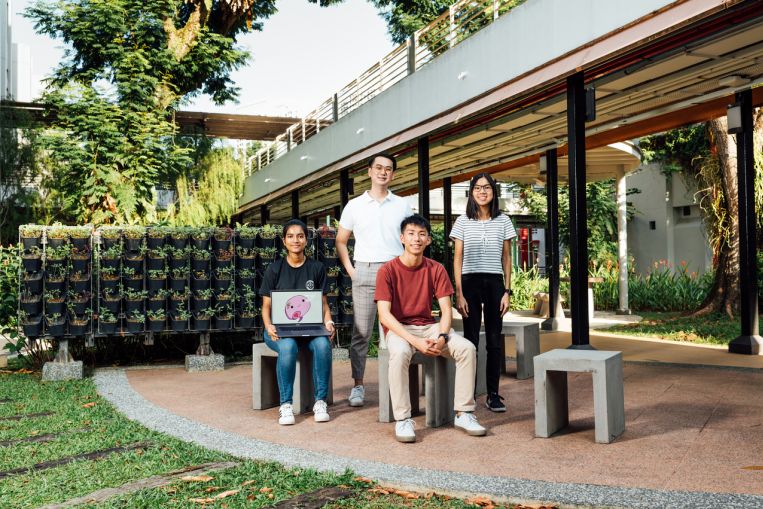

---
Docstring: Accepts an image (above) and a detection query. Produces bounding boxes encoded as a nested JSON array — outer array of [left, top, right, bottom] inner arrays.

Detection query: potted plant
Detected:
[[70, 246, 91, 273], [68, 312, 90, 336], [124, 288, 146, 313], [67, 290, 91, 315], [215, 289, 233, 311], [213, 266, 233, 291], [99, 243, 122, 269], [23, 272, 43, 294], [214, 246, 234, 267], [236, 223, 258, 249], [340, 299, 354, 321], [146, 226, 168, 249], [69, 226, 92, 250], [170, 308, 190, 331], [192, 288, 213, 311], [121, 266, 143, 291], [168, 289, 188, 314], [237, 289, 260, 329], [191, 270, 211, 291], [147, 247, 166, 271], [212, 227, 233, 251], [99, 227, 122, 249], [147, 308, 166, 332], [101, 286, 122, 314], [169, 226, 189, 249], [19, 311, 43, 338], [236, 246, 257, 269], [97, 308, 119, 334], [167, 246, 189, 270], [257, 224, 282, 248], [191, 247, 211, 271], [69, 271, 90, 293], [326, 265, 342, 279], [45, 244, 71, 271], [126, 309, 145, 333], [193, 306, 213, 331], [214, 302, 233, 330], [44, 289, 66, 315], [46, 224, 69, 248], [122, 226, 145, 252], [170, 267, 188, 291], [322, 245, 338, 259], [237, 268, 256, 289], [258, 246, 277, 260], [99, 266, 120, 291], [44, 266, 67, 293], [326, 282, 340, 297], [147, 269, 167, 291], [304, 244, 315, 258], [20, 224, 44, 250], [45, 312, 66, 336], [147, 288, 167, 312], [20, 291, 42, 315], [21, 245, 42, 272], [190, 227, 212, 250], [123, 250, 145, 271]]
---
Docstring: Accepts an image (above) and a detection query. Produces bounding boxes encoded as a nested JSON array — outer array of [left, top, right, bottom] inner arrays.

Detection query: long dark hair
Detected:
[[465, 173, 500, 220]]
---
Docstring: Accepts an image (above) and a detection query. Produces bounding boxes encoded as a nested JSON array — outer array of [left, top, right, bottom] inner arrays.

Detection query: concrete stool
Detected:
[[533, 349, 625, 444], [378, 348, 455, 428], [503, 322, 540, 380], [252, 343, 334, 415]]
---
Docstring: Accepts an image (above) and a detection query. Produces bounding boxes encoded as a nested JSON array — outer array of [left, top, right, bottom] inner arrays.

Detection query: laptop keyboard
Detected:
[[277, 325, 319, 334]]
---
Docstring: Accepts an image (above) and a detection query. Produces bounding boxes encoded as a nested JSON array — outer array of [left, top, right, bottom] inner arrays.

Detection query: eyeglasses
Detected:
[[473, 184, 492, 192], [372, 164, 393, 174]]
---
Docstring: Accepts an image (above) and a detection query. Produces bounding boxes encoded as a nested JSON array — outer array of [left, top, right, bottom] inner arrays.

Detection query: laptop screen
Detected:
[[271, 291, 324, 325]]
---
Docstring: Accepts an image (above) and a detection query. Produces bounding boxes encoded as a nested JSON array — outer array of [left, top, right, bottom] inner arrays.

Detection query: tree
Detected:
[[640, 110, 763, 317]]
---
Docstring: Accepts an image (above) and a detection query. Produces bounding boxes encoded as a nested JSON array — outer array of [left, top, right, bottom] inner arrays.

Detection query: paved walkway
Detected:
[[94, 324, 763, 509]]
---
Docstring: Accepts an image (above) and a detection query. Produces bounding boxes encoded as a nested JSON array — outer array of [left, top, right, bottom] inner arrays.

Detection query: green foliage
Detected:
[[603, 311, 757, 345], [0, 245, 20, 348], [509, 265, 548, 310]]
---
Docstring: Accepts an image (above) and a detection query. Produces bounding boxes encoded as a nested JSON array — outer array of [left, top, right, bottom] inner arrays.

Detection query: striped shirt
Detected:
[[449, 214, 517, 275]]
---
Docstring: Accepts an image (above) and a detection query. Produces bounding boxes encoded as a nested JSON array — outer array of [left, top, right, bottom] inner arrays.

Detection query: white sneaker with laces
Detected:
[[313, 400, 330, 422], [278, 403, 295, 426], [395, 418, 416, 443], [454, 412, 486, 436], [348, 385, 365, 407]]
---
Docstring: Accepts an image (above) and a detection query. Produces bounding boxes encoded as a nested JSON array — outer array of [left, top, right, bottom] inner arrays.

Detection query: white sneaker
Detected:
[[313, 400, 330, 422], [395, 418, 416, 443], [454, 412, 486, 436], [278, 403, 295, 425], [348, 385, 365, 407]]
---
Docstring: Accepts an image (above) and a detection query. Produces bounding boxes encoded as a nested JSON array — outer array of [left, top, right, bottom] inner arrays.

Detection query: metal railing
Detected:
[[246, 0, 523, 176]]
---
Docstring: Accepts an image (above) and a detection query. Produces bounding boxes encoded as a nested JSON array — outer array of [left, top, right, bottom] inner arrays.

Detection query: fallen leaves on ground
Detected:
[[188, 489, 239, 504], [465, 495, 495, 506], [353, 476, 373, 483], [181, 475, 214, 482], [241, 480, 256, 486], [81, 402, 96, 408], [259, 487, 272, 493]]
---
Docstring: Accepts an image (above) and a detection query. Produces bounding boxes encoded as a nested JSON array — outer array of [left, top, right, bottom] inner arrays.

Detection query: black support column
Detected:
[[291, 190, 299, 219], [340, 169, 351, 208], [260, 204, 269, 225], [542, 148, 561, 331], [418, 137, 431, 257], [444, 177, 453, 275], [566, 72, 592, 349], [729, 88, 763, 354]]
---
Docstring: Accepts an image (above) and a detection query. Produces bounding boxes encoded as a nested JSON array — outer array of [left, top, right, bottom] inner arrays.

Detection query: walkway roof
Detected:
[[239, 0, 763, 222]]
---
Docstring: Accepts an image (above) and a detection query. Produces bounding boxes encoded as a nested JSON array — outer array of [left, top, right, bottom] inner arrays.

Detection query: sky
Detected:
[[10, 0, 396, 117]]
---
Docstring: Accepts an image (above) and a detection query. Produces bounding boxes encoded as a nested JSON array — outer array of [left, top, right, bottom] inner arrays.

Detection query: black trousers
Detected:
[[461, 273, 504, 395]]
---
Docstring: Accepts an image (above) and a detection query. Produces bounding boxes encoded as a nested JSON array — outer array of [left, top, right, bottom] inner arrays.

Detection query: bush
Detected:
[[510, 265, 549, 310], [1, 244, 19, 331]]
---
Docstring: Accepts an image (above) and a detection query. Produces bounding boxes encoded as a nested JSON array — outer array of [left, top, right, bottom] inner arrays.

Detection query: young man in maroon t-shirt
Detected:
[[375, 214, 487, 443]]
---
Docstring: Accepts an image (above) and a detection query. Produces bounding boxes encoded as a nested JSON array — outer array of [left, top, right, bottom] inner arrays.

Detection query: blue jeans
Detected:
[[263, 331, 332, 405]]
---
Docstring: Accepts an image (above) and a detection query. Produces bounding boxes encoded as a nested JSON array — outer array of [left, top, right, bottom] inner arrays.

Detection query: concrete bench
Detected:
[[475, 321, 540, 394], [252, 342, 334, 415], [533, 349, 625, 444], [378, 348, 455, 428]]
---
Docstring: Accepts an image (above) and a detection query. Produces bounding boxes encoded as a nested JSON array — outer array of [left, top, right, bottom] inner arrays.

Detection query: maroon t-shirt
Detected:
[[374, 257, 454, 328]]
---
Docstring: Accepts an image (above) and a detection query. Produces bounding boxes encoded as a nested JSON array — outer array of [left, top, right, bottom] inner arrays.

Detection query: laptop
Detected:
[[271, 290, 330, 337]]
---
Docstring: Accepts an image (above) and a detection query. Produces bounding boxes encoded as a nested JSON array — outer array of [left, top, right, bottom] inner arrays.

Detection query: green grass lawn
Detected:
[[600, 311, 757, 345], [0, 372, 510, 508]]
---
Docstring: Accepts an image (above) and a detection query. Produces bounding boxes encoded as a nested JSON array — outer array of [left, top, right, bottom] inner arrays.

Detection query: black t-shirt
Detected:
[[259, 258, 327, 296]]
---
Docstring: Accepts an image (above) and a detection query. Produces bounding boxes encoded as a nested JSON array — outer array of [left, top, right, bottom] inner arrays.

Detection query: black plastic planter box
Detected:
[[170, 317, 187, 331], [191, 277, 210, 291], [191, 237, 210, 250], [21, 236, 41, 250], [237, 256, 255, 269], [214, 317, 232, 330], [236, 236, 255, 249], [47, 237, 67, 248], [22, 317, 43, 337], [124, 237, 144, 252], [213, 278, 232, 291], [70, 236, 90, 250], [147, 278, 166, 291], [24, 274, 43, 294], [236, 316, 254, 329], [101, 236, 120, 249], [168, 257, 187, 270], [169, 278, 187, 292], [148, 319, 165, 332], [123, 257, 143, 271], [99, 320, 118, 334], [213, 257, 232, 269], [170, 236, 187, 249], [147, 235, 165, 249], [70, 277, 90, 293], [101, 298, 121, 314], [100, 257, 120, 270], [45, 319, 66, 336], [125, 299, 144, 314], [147, 298, 165, 312], [192, 297, 210, 311], [191, 258, 209, 271], [99, 277, 119, 291], [168, 298, 187, 314], [123, 278, 143, 291], [68, 319, 89, 336], [44, 278, 66, 292], [21, 298, 42, 315], [237, 276, 255, 289], [212, 238, 231, 251], [125, 319, 144, 333], [46, 258, 67, 271], [45, 300, 65, 315], [22, 256, 42, 272], [69, 298, 89, 315], [193, 317, 210, 331], [257, 237, 278, 248], [147, 257, 164, 271], [70, 257, 90, 273]]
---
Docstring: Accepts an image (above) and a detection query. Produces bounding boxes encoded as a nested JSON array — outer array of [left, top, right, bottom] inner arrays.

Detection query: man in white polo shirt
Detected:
[[337, 153, 413, 407]]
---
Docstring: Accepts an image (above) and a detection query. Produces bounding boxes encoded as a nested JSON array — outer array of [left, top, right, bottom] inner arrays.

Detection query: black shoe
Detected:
[[486, 393, 506, 412]]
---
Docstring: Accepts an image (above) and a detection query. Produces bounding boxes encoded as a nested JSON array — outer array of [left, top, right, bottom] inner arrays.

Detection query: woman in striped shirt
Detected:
[[450, 173, 517, 412]]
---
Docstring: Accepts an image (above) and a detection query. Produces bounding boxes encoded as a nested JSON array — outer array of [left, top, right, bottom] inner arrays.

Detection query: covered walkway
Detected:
[[96, 328, 763, 508]]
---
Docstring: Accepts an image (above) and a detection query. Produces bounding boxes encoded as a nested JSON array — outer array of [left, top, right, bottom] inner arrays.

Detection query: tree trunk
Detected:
[[693, 116, 740, 318]]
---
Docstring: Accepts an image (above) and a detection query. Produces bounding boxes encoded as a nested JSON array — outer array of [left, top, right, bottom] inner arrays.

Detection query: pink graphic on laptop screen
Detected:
[[284, 295, 311, 322]]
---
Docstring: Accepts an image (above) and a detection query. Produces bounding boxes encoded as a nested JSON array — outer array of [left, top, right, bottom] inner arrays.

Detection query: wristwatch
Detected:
[[438, 333, 450, 343], [504, 288, 513, 296]]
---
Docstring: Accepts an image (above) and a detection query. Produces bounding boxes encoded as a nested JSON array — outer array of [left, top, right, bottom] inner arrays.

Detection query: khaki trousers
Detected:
[[386, 323, 476, 421], [350, 261, 385, 380]]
